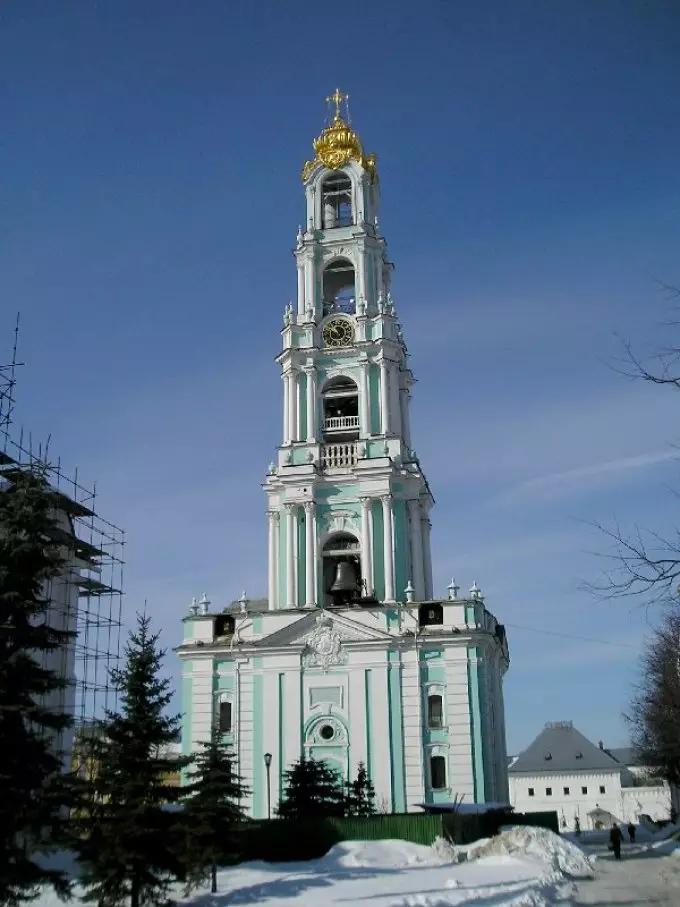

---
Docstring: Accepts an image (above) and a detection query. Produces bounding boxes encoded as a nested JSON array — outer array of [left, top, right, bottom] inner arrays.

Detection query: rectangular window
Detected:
[[528, 787, 535, 797], [427, 694, 444, 728], [218, 700, 232, 733], [599, 785, 606, 794], [546, 787, 552, 796], [563, 787, 570, 795], [430, 755, 447, 790], [581, 786, 588, 795]]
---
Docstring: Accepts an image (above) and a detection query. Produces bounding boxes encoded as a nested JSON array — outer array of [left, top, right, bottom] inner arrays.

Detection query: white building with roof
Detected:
[[509, 721, 678, 830]]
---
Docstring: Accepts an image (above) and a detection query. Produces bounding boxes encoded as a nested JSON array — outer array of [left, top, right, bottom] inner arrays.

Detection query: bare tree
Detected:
[[626, 604, 680, 785], [589, 285, 680, 605]]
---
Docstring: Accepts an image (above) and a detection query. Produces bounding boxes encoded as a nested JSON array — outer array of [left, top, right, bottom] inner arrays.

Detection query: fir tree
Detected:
[[277, 757, 345, 819], [0, 465, 77, 905], [74, 614, 188, 907], [344, 762, 376, 816], [182, 733, 248, 893]]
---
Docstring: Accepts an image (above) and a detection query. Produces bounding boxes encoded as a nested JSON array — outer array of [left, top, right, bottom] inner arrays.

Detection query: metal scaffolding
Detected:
[[1, 317, 124, 736]]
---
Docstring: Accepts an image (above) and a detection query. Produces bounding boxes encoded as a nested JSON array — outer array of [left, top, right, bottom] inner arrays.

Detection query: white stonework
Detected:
[[178, 96, 511, 817], [509, 722, 680, 830]]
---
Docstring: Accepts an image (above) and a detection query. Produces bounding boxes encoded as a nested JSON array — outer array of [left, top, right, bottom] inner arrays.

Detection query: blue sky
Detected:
[[2, 1, 680, 754]]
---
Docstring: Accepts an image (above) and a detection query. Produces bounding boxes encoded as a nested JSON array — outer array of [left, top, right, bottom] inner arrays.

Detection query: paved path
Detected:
[[573, 842, 680, 906]]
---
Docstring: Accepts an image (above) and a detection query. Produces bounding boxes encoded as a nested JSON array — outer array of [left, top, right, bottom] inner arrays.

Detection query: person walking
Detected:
[[610, 823, 623, 860], [627, 822, 636, 843]]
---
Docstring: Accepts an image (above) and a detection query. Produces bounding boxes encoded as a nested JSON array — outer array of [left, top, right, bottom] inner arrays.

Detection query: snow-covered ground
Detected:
[[33, 825, 680, 906]]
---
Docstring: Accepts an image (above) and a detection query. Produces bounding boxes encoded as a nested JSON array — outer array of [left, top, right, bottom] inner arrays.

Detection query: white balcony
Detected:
[[320, 442, 357, 470], [323, 415, 360, 432]]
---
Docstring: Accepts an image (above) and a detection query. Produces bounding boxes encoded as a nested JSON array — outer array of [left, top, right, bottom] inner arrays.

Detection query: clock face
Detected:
[[322, 317, 354, 348]]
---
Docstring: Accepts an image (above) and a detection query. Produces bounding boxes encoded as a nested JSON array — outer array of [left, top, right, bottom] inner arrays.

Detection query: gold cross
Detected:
[[326, 88, 348, 119]]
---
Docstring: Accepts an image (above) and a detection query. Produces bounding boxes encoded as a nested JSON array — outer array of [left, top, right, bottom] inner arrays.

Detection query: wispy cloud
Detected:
[[495, 450, 677, 505]]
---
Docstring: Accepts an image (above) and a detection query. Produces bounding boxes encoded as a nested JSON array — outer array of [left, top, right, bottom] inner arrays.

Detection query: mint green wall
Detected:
[[393, 498, 408, 598], [252, 658, 264, 817], [252, 614, 263, 634], [278, 512, 287, 607], [387, 651, 406, 812], [316, 484, 359, 501], [298, 372, 307, 441], [182, 619, 195, 640], [369, 364, 380, 433], [216, 670, 234, 692], [297, 510, 306, 607], [371, 500, 385, 600], [478, 659, 493, 800], [421, 658, 448, 748], [467, 646, 486, 803]]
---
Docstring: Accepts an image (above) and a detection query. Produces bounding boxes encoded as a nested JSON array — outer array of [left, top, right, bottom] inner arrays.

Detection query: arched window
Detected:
[[323, 259, 355, 315], [321, 376, 359, 440], [322, 532, 361, 608], [419, 603, 443, 627], [430, 754, 447, 790], [217, 695, 233, 734], [427, 694, 444, 728], [214, 614, 235, 637], [321, 173, 353, 228]]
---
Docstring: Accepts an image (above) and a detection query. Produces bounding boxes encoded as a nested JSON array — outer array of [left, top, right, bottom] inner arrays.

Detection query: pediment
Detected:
[[255, 610, 391, 649]]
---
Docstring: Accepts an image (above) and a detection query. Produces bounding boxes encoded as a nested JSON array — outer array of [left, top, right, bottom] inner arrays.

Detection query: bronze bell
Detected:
[[329, 560, 358, 599]]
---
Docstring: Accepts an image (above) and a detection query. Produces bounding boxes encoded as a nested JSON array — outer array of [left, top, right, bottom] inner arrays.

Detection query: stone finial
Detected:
[[356, 296, 366, 316], [238, 590, 248, 613], [199, 592, 211, 615], [405, 580, 415, 603], [189, 596, 199, 616], [267, 462, 276, 475], [296, 225, 304, 247], [469, 581, 483, 601], [447, 578, 459, 601]]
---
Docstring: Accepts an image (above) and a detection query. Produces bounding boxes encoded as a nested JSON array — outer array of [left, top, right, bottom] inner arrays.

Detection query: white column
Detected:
[[408, 499, 425, 601], [288, 370, 298, 442], [356, 247, 366, 302], [297, 264, 306, 315], [267, 510, 280, 610], [422, 516, 433, 599], [381, 495, 395, 602], [359, 359, 370, 437], [282, 372, 290, 444], [360, 496, 373, 594], [285, 504, 296, 607], [389, 365, 402, 438], [304, 255, 315, 315], [401, 388, 412, 449], [305, 368, 317, 441], [379, 359, 390, 435], [304, 501, 316, 608]]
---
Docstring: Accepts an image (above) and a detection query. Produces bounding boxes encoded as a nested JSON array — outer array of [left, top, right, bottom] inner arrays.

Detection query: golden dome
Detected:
[[302, 89, 378, 183]]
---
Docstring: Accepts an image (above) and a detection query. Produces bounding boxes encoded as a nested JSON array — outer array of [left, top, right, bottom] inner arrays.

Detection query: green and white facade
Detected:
[[178, 97, 510, 815]]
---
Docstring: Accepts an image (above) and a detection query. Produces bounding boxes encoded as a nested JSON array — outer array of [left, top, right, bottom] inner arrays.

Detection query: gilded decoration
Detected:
[[302, 89, 378, 183]]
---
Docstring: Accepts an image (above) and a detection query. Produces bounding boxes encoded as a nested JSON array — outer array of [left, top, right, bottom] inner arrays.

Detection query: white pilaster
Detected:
[[348, 665, 368, 772], [289, 370, 298, 442], [422, 516, 433, 600], [190, 658, 214, 752], [381, 495, 395, 602], [359, 358, 370, 437], [297, 264, 305, 315], [371, 661, 393, 810], [267, 510, 280, 610], [285, 504, 296, 607], [444, 649, 475, 800], [304, 501, 316, 607], [305, 367, 317, 441], [282, 372, 290, 444], [389, 364, 402, 437], [401, 647, 425, 809], [360, 496, 373, 594], [262, 670, 281, 816], [379, 358, 390, 435], [408, 499, 425, 600], [304, 253, 314, 316], [401, 387, 412, 448]]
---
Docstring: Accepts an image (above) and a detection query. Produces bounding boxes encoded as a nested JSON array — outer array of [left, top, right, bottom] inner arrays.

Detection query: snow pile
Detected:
[[321, 839, 449, 869], [467, 825, 595, 879]]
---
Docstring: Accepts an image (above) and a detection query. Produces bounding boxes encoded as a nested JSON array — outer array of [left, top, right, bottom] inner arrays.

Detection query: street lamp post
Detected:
[[264, 752, 272, 820]]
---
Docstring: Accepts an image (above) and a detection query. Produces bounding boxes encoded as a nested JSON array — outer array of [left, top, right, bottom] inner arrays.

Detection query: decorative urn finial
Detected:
[[302, 89, 377, 183]]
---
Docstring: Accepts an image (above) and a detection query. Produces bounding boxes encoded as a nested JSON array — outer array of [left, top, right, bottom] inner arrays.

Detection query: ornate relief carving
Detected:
[[305, 715, 347, 746], [302, 612, 347, 672], [322, 509, 359, 534]]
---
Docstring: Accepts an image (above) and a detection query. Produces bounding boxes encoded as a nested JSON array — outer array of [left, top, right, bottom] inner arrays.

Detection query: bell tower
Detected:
[[264, 90, 434, 610]]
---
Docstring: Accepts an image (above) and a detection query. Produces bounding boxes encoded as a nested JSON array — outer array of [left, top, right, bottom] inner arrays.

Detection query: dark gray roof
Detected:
[[509, 722, 621, 774], [224, 597, 269, 613], [606, 747, 637, 766]]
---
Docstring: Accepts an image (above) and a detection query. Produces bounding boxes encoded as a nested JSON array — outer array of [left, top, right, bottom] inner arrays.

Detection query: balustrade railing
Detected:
[[320, 442, 357, 470], [323, 415, 360, 431]]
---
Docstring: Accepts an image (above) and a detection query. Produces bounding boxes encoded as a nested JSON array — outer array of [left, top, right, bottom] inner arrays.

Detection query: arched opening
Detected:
[[214, 614, 235, 638], [323, 259, 356, 315], [321, 172, 353, 229], [321, 376, 359, 441], [429, 754, 447, 790], [427, 694, 444, 728], [418, 603, 443, 627], [322, 531, 361, 608]]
